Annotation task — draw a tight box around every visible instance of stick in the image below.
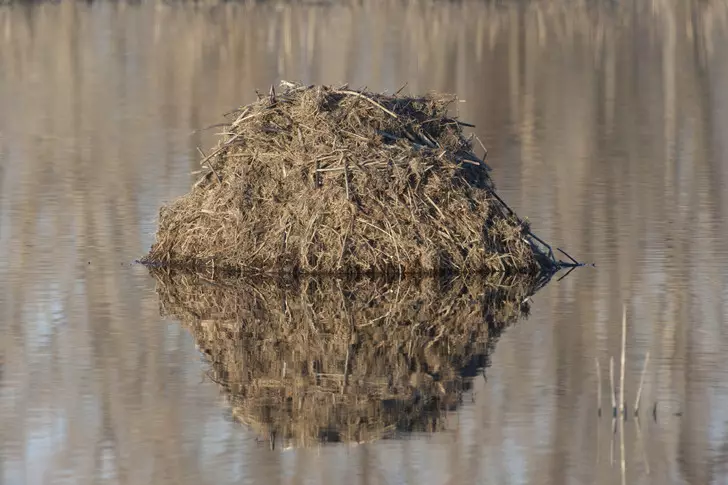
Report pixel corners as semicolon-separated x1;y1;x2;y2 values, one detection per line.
557;266;576;282
344;165;350;200
610;356;616;416
334;89;399;119
526;230;556;264
634;351;650;415
474;135;490;162
596;357;602;417
188;122;230;135
269;83;276;102
197;147;221;183
315;166;347;173
620;305;627;417
557;247;579;265
199;131;242;167
486;186;517;218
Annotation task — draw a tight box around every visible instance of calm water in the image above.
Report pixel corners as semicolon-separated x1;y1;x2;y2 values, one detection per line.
1;1;728;484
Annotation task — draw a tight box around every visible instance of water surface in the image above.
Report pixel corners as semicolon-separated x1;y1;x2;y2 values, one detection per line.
1;1;728;484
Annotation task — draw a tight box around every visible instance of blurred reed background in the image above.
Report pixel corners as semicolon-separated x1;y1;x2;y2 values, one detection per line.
0;0;727;484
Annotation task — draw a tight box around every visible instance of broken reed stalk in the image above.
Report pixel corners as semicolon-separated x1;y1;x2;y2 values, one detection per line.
619;305;626;416
596;357;602;417
610;356;616;416
634;351;650;415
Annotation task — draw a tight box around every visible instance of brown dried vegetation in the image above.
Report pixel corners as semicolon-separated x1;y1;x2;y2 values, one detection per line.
144;83;554;276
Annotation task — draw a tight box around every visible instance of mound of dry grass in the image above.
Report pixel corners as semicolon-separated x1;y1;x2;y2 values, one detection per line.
143;82;556;276
150;268;551;447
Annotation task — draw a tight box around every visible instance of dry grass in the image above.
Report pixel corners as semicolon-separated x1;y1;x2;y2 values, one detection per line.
150;267;551;448
143;82;555;276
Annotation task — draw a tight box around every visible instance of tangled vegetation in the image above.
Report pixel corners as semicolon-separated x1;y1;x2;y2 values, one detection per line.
143;82;556;276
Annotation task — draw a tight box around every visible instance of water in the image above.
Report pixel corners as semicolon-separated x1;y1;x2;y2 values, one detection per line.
1;1;728;484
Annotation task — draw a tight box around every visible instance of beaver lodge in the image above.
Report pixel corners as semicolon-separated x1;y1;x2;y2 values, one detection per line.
142;82;564;276
150;269;549;447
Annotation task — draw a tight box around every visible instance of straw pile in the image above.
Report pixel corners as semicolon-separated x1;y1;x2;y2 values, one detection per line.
150;268;550;447
143;82;555;276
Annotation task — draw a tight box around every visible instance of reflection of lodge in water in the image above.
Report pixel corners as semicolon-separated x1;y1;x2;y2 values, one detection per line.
151;269;551;448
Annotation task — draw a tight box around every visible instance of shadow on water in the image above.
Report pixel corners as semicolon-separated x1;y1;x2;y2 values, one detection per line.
148;268;552;449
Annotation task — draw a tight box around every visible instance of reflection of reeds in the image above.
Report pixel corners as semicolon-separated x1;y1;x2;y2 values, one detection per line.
619;305;626;416
634;351;650;415
150;268;549;448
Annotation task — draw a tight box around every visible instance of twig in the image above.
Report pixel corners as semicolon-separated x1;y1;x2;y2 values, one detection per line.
229;105;251;124
556;266;576;282
188;122;229;135
343;157;351;200
486;186;516;218
334;89;400;118
193;171;212;189
474;135;490;161
199;132;242;168
231;110;265;128
315;166;346;173
596;357;602;417
620;305;627;417
526;230;555;264
424;194;446;220
197;147;221;183
557;247;579;265
419;130;439;148
269;83;276;102
634;351;650;415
